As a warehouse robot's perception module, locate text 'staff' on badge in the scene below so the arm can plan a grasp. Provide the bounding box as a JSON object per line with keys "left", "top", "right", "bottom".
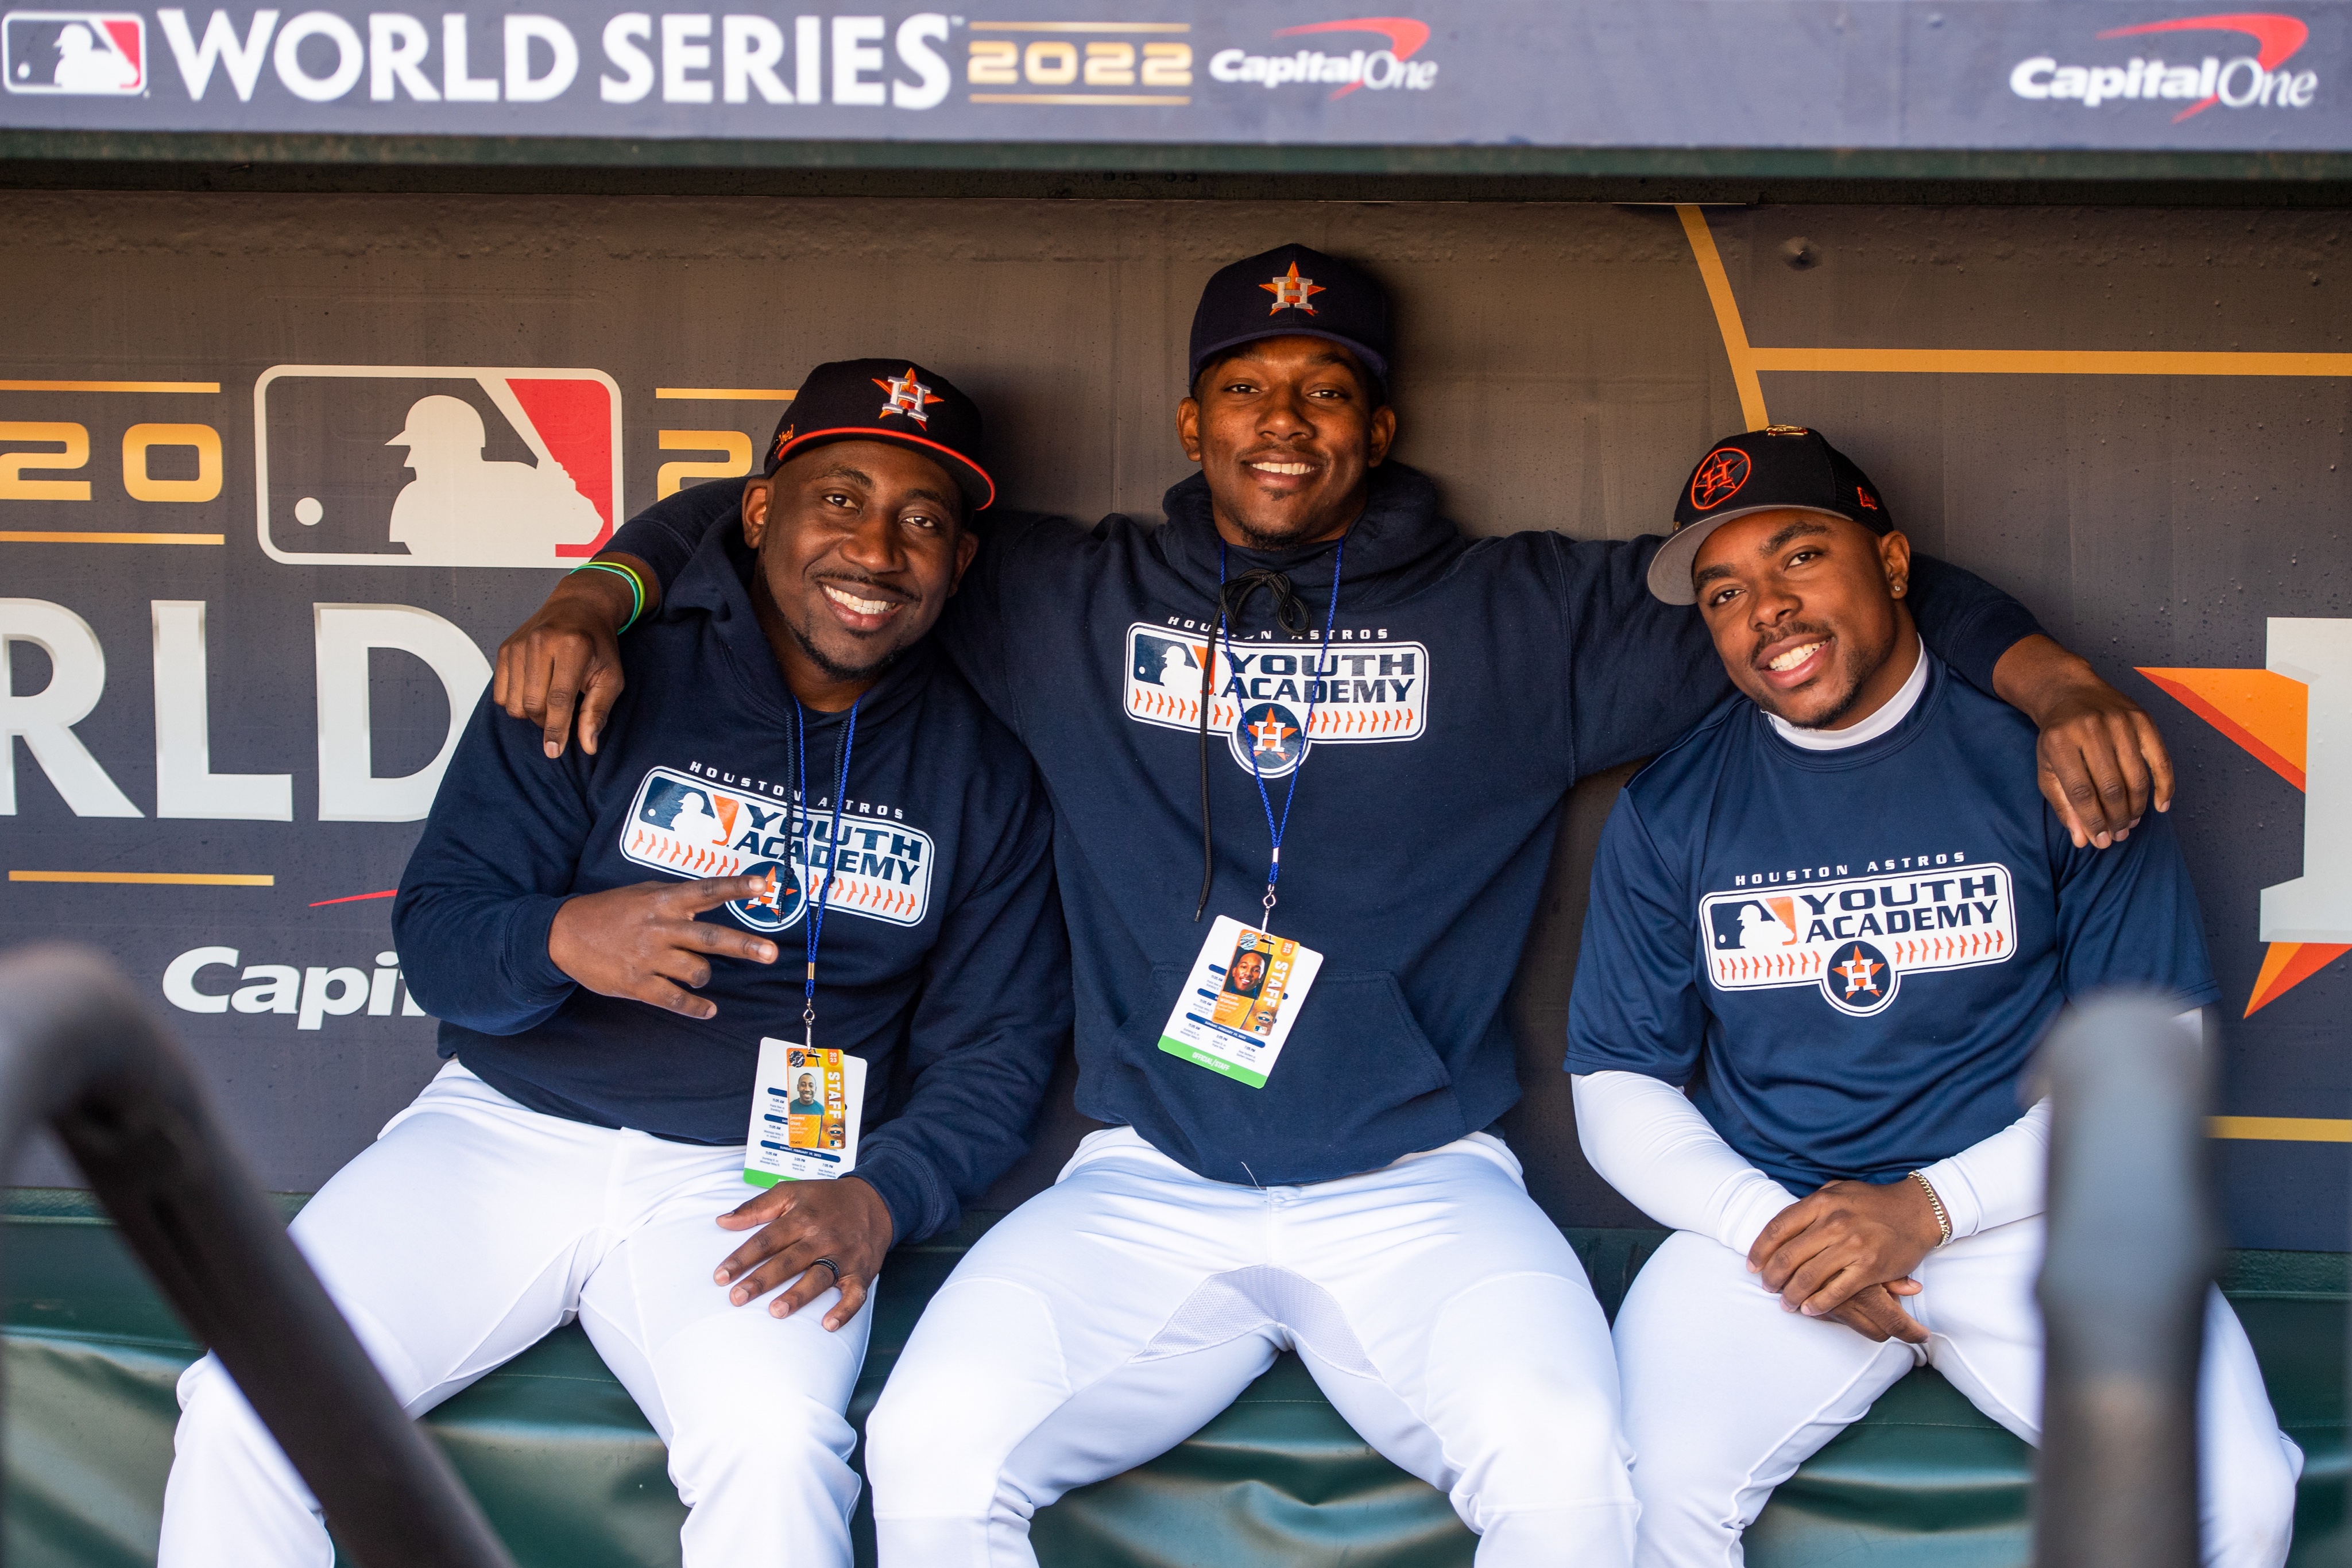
{"left": 1700, "top": 862, "right": 2016, "bottom": 1018}
{"left": 2, "top": 11, "right": 142, "bottom": 94}
{"left": 253, "top": 365, "right": 621, "bottom": 568}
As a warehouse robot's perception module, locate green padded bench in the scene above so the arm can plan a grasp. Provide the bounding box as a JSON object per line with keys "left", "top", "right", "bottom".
{"left": 3, "top": 1191, "right": 2342, "bottom": 1568}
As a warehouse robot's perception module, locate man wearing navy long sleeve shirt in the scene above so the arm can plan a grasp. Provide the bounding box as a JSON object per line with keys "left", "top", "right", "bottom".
{"left": 1566, "top": 427, "right": 2296, "bottom": 1566}
{"left": 493, "top": 247, "right": 2183, "bottom": 1567}
{"left": 158, "top": 361, "right": 1067, "bottom": 1568}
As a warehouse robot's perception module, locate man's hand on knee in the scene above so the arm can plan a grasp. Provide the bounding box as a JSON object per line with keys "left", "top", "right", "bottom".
{"left": 547, "top": 876, "right": 780, "bottom": 1019}
{"left": 1821, "top": 1280, "right": 1928, "bottom": 1345}
{"left": 1747, "top": 1178, "right": 1943, "bottom": 1330}
{"left": 714, "top": 1176, "right": 893, "bottom": 1331}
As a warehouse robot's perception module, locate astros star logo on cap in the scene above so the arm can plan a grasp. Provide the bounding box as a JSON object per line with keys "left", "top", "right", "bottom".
{"left": 1260, "top": 261, "right": 1326, "bottom": 316}
{"left": 873, "top": 367, "right": 944, "bottom": 427}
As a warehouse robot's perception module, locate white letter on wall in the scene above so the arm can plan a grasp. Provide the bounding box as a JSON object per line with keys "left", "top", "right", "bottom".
{"left": 314, "top": 603, "right": 490, "bottom": 823}
{"left": 2261, "top": 617, "right": 2352, "bottom": 942}
{"left": 153, "top": 601, "right": 293, "bottom": 820}
{"left": 0, "top": 598, "right": 140, "bottom": 816}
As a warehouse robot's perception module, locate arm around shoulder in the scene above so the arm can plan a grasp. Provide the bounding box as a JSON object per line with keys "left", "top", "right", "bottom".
{"left": 492, "top": 477, "right": 751, "bottom": 758}
{"left": 1905, "top": 554, "right": 2175, "bottom": 849}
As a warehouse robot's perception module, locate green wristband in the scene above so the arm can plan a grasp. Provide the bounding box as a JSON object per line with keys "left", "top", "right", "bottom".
{"left": 572, "top": 559, "right": 644, "bottom": 632}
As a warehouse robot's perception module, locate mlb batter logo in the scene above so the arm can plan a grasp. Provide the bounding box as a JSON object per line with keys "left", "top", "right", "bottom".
{"left": 1121, "top": 623, "right": 1428, "bottom": 777}
{"left": 253, "top": 365, "right": 622, "bottom": 569}
{"left": 621, "top": 766, "right": 935, "bottom": 930}
{"left": 1701, "top": 864, "right": 2016, "bottom": 1017}
{"left": 3, "top": 11, "right": 141, "bottom": 93}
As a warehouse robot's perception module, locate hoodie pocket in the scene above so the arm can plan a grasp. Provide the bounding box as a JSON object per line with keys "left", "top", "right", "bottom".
{"left": 1135, "top": 962, "right": 1450, "bottom": 1099}
{"left": 1288, "top": 970, "right": 1452, "bottom": 1098}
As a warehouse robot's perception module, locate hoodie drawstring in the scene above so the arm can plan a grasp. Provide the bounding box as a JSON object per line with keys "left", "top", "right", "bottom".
{"left": 1192, "top": 563, "right": 1320, "bottom": 923}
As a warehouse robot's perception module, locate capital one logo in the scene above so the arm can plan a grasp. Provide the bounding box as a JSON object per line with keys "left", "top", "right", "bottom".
{"left": 255, "top": 365, "right": 620, "bottom": 568}
{"left": 2142, "top": 618, "right": 2352, "bottom": 1015}
{"left": 2010, "top": 13, "right": 2316, "bottom": 121}
{"left": 1209, "top": 16, "right": 1437, "bottom": 96}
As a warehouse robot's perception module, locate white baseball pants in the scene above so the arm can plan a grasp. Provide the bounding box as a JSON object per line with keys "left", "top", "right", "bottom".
{"left": 1614, "top": 1219, "right": 2302, "bottom": 1568}
{"left": 864, "top": 1126, "right": 1638, "bottom": 1567}
{"left": 157, "top": 1061, "right": 872, "bottom": 1568}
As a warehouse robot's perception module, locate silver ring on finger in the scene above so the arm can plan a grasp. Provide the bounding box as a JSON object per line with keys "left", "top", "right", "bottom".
{"left": 808, "top": 1257, "right": 842, "bottom": 1287}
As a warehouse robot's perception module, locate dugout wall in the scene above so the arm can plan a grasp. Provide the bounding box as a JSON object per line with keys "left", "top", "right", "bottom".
{"left": 0, "top": 190, "right": 2346, "bottom": 1248}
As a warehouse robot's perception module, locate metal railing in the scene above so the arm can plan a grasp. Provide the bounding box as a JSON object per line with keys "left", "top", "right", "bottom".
{"left": 0, "top": 943, "right": 514, "bottom": 1568}
{"left": 2033, "top": 992, "right": 2214, "bottom": 1568}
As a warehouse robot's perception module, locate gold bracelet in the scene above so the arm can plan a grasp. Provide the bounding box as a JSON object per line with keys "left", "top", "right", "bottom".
{"left": 1909, "top": 1170, "right": 1952, "bottom": 1246}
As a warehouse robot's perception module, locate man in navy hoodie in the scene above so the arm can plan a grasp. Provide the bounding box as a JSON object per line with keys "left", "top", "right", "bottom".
{"left": 157, "top": 361, "right": 1067, "bottom": 1568}
{"left": 490, "top": 248, "right": 2177, "bottom": 1566}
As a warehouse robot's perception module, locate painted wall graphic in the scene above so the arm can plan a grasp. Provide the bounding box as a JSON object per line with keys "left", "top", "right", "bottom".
{"left": 0, "top": 2, "right": 2346, "bottom": 151}
{"left": 0, "top": 194, "right": 2346, "bottom": 1248}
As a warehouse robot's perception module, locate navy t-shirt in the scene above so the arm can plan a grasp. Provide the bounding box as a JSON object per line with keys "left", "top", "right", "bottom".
{"left": 1565, "top": 654, "right": 2219, "bottom": 1195}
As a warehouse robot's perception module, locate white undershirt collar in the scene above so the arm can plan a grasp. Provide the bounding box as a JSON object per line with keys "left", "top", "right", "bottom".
{"left": 1766, "top": 640, "right": 1929, "bottom": 752}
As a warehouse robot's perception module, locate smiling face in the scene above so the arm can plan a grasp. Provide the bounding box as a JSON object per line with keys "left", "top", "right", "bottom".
{"left": 1228, "top": 950, "right": 1267, "bottom": 993}
{"left": 1690, "top": 508, "right": 1917, "bottom": 730}
{"left": 1177, "top": 335, "right": 1396, "bottom": 552}
{"left": 741, "top": 439, "right": 978, "bottom": 710}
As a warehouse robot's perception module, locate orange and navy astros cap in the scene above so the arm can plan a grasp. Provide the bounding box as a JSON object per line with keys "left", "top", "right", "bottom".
{"left": 1646, "top": 425, "right": 1890, "bottom": 605}
{"left": 1188, "top": 243, "right": 1392, "bottom": 390}
{"left": 763, "top": 358, "right": 993, "bottom": 511}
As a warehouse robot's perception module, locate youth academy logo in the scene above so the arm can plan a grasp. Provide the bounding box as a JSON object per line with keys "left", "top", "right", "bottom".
{"left": 2142, "top": 618, "right": 2352, "bottom": 1015}
{"left": 2009, "top": 13, "right": 2317, "bottom": 120}
{"left": 622, "top": 765, "right": 935, "bottom": 931}
{"left": 1122, "top": 622, "right": 1427, "bottom": 779}
{"left": 2, "top": 11, "right": 142, "bottom": 93}
{"left": 253, "top": 365, "right": 620, "bottom": 568}
{"left": 1701, "top": 864, "right": 2017, "bottom": 1017}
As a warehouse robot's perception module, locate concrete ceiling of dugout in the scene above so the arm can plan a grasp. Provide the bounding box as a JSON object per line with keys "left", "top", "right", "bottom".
{"left": 1, "top": 192, "right": 2346, "bottom": 1245}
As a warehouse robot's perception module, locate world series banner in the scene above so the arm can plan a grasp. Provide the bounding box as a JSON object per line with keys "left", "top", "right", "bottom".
{"left": 0, "top": 1, "right": 2347, "bottom": 152}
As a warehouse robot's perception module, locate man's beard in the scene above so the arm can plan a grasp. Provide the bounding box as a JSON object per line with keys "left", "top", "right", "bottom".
{"left": 787, "top": 613, "right": 902, "bottom": 685}
{"left": 1226, "top": 514, "right": 1318, "bottom": 552}
{"left": 1757, "top": 626, "right": 1892, "bottom": 730}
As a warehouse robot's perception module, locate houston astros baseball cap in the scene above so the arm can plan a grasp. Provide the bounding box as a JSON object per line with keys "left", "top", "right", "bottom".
{"left": 763, "top": 358, "right": 993, "bottom": 511}
{"left": 1646, "top": 425, "right": 1890, "bottom": 605}
{"left": 1187, "top": 243, "right": 1392, "bottom": 391}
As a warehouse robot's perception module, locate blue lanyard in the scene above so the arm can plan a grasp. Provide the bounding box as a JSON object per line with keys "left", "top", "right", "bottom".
{"left": 794, "top": 695, "right": 861, "bottom": 1046}
{"left": 1217, "top": 537, "right": 1344, "bottom": 931}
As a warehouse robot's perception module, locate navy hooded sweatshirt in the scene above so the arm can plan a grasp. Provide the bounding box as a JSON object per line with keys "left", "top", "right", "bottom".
{"left": 601, "top": 463, "right": 2042, "bottom": 1187}
{"left": 393, "top": 521, "right": 1069, "bottom": 1243}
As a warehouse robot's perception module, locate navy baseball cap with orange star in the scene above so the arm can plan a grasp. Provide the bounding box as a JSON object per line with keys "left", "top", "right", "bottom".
{"left": 1187, "top": 243, "right": 1392, "bottom": 392}
{"left": 763, "top": 358, "right": 994, "bottom": 511}
{"left": 1647, "top": 425, "right": 1890, "bottom": 604}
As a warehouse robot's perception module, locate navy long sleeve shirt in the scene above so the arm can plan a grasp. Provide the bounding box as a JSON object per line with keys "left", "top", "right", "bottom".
{"left": 394, "top": 522, "right": 1069, "bottom": 1242}
{"left": 601, "top": 463, "right": 2042, "bottom": 1187}
{"left": 1565, "top": 656, "right": 2218, "bottom": 1194}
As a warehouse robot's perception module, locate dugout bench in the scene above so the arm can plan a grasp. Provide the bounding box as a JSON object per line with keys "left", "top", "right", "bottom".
{"left": 3, "top": 1187, "right": 2342, "bottom": 1568}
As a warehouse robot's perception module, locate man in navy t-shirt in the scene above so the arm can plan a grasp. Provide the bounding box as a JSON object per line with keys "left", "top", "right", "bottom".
{"left": 1565, "top": 427, "right": 2299, "bottom": 1567}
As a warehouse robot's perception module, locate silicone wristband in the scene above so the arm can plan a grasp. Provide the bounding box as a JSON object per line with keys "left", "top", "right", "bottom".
{"left": 572, "top": 559, "right": 644, "bottom": 632}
